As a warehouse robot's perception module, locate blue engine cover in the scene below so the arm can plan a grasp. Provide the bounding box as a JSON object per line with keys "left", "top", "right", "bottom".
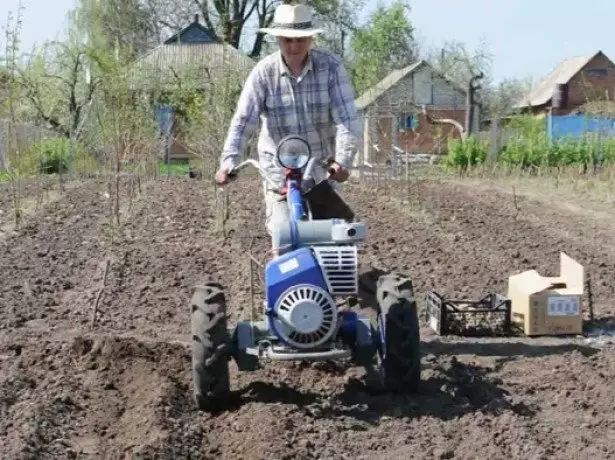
{"left": 265, "top": 247, "right": 328, "bottom": 310}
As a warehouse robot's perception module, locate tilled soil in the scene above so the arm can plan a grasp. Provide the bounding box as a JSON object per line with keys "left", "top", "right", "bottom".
{"left": 1, "top": 173, "right": 614, "bottom": 459}
{"left": 0, "top": 176, "right": 63, "bottom": 233}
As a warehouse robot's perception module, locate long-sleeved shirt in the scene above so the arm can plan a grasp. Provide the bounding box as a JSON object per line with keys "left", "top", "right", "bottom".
{"left": 220, "top": 47, "right": 361, "bottom": 189}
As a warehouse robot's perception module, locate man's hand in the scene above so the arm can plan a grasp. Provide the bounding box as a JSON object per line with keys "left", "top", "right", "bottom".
{"left": 215, "top": 168, "right": 231, "bottom": 185}
{"left": 327, "top": 162, "right": 350, "bottom": 182}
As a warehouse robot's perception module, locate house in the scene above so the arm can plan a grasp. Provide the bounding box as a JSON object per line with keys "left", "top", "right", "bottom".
{"left": 128, "top": 15, "right": 255, "bottom": 161}
{"left": 355, "top": 60, "right": 474, "bottom": 162}
{"left": 513, "top": 51, "right": 615, "bottom": 117}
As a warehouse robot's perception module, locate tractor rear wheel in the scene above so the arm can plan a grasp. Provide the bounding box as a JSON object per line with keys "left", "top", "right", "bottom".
{"left": 375, "top": 273, "right": 421, "bottom": 392}
{"left": 191, "top": 283, "right": 231, "bottom": 411}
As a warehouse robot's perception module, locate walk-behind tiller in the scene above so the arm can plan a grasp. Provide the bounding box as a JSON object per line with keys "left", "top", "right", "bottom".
{"left": 190, "top": 135, "right": 421, "bottom": 411}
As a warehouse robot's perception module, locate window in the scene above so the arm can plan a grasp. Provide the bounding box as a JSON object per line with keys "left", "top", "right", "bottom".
{"left": 398, "top": 113, "right": 419, "bottom": 130}
{"left": 586, "top": 68, "right": 608, "bottom": 77}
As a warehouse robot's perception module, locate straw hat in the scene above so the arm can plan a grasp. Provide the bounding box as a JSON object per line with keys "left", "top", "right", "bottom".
{"left": 258, "top": 4, "right": 323, "bottom": 38}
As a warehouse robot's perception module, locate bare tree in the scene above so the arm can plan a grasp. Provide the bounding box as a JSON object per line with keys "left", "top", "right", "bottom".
{"left": 17, "top": 41, "right": 99, "bottom": 140}
{"left": 424, "top": 39, "right": 533, "bottom": 119}
{"left": 143, "top": 0, "right": 360, "bottom": 59}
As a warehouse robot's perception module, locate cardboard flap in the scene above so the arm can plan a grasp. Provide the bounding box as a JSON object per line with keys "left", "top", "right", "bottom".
{"left": 508, "top": 252, "right": 584, "bottom": 296}
{"left": 509, "top": 270, "right": 555, "bottom": 295}
{"left": 560, "top": 252, "right": 584, "bottom": 292}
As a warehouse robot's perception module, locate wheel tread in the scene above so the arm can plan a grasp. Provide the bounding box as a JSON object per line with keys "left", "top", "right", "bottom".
{"left": 190, "top": 283, "right": 231, "bottom": 411}
{"left": 376, "top": 273, "right": 421, "bottom": 393}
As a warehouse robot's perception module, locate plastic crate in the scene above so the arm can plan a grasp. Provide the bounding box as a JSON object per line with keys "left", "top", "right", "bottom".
{"left": 425, "top": 291, "right": 512, "bottom": 336}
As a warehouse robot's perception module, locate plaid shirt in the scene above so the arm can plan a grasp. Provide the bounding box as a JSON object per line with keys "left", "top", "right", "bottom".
{"left": 220, "top": 47, "right": 360, "bottom": 188}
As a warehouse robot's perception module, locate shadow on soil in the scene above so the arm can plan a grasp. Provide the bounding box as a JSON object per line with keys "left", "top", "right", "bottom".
{"left": 423, "top": 340, "right": 601, "bottom": 360}
{"left": 209, "top": 334, "right": 607, "bottom": 421}
{"left": 585, "top": 315, "right": 615, "bottom": 331}
{"left": 215, "top": 357, "right": 535, "bottom": 425}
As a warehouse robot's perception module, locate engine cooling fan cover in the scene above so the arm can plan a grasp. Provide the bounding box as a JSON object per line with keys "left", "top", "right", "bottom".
{"left": 271, "top": 283, "right": 338, "bottom": 349}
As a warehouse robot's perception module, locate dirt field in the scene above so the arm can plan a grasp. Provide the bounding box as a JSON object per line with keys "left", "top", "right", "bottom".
{"left": 1, "top": 171, "right": 614, "bottom": 459}
{"left": 0, "top": 177, "right": 69, "bottom": 237}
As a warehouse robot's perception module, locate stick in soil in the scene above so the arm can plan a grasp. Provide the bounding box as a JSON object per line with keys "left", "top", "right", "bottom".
{"left": 91, "top": 259, "right": 111, "bottom": 328}
{"left": 512, "top": 186, "right": 520, "bottom": 219}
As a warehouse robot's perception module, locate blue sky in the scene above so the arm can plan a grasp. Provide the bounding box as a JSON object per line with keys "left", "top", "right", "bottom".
{"left": 2, "top": 0, "right": 614, "bottom": 86}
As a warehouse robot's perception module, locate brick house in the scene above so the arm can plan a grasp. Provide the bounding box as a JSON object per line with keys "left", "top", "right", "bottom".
{"left": 355, "top": 60, "right": 473, "bottom": 162}
{"left": 513, "top": 51, "right": 615, "bottom": 116}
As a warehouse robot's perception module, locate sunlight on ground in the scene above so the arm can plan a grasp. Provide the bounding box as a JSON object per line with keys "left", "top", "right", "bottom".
{"left": 413, "top": 164, "right": 615, "bottom": 221}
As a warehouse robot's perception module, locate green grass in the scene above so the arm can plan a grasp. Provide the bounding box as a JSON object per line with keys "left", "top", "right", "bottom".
{"left": 158, "top": 161, "right": 191, "bottom": 176}
{"left": 2, "top": 160, "right": 193, "bottom": 182}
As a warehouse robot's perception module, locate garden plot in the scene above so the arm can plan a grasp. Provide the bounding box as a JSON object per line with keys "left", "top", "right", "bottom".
{"left": 0, "top": 177, "right": 68, "bottom": 237}
{"left": 0, "top": 173, "right": 614, "bottom": 459}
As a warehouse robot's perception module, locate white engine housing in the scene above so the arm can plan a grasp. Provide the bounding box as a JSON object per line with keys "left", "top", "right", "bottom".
{"left": 312, "top": 246, "right": 358, "bottom": 296}
{"left": 271, "top": 283, "right": 338, "bottom": 349}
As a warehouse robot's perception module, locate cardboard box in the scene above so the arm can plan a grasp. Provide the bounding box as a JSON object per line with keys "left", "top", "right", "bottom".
{"left": 507, "top": 252, "right": 584, "bottom": 336}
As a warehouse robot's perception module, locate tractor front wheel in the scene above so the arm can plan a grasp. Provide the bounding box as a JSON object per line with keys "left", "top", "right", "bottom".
{"left": 375, "top": 273, "right": 421, "bottom": 392}
{"left": 191, "top": 283, "right": 231, "bottom": 411}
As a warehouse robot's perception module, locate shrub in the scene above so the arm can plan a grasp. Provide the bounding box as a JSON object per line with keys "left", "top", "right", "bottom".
{"left": 445, "top": 136, "right": 488, "bottom": 171}
{"left": 36, "top": 138, "right": 71, "bottom": 174}
{"left": 8, "top": 137, "right": 98, "bottom": 176}
{"left": 498, "top": 135, "right": 613, "bottom": 169}
{"left": 445, "top": 112, "right": 615, "bottom": 171}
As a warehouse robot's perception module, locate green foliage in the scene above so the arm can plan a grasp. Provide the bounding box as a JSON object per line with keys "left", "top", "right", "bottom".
{"left": 7, "top": 137, "right": 97, "bottom": 176}
{"left": 0, "top": 65, "right": 9, "bottom": 90}
{"left": 33, "top": 137, "right": 94, "bottom": 175}
{"left": 445, "top": 136, "right": 488, "bottom": 170}
{"left": 444, "top": 115, "right": 615, "bottom": 171}
{"left": 36, "top": 138, "right": 71, "bottom": 174}
{"left": 158, "top": 65, "right": 248, "bottom": 162}
{"left": 158, "top": 160, "right": 191, "bottom": 176}
{"left": 71, "top": 0, "right": 155, "bottom": 63}
{"left": 498, "top": 135, "right": 615, "bottom": 168}
{"left": 350, "top": 0, "right": 416, "bottom": 93}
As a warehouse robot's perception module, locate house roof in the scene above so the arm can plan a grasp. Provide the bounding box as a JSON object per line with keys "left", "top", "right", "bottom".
{"left": 355, "top": 60, "right": 467, "bottom": 110}
{"left": 513, "top": 51, "right": 610, "bottom": 109}
{"left": 164, "top": 14, "right": 218, "bottom": 44}
{"left": 127, "top": 14, "right": 255, "bottom": 90}
{"left": 128, "top": 42, "right": 255, "bottom": 90}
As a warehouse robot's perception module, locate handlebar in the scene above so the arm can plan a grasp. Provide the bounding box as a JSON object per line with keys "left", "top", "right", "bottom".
{"left": 227, "top": 159, "right": 282, "bottom": 191}
{"left": 226, "top": 157, "right": 338, "bottom": 190}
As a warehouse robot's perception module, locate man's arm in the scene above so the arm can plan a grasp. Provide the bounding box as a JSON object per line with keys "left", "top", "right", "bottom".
{"left": 219, "top": 66, "right": 265, "bottom": 172}
{"left": 328, "top": 61, "right": 361, "bottom": 169}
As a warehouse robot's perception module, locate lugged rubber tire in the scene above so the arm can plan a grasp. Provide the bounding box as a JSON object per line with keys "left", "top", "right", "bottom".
{"left": 191, "top": 282, "right": 231, "bottom": 411}
{"left": 376, "top": 273, "right": 421, "bottom": 393}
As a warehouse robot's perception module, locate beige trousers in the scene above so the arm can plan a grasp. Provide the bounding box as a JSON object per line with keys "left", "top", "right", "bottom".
{"left": 264, "top": 186, "right": 289, "bottom": 235}
{"left": 263, "top": 179, "right": 344, "bottom": 236}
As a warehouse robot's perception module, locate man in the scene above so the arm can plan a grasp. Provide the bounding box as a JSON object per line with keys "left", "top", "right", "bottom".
{"left": 214, "top": 3, "right": 361, "bottom": 235}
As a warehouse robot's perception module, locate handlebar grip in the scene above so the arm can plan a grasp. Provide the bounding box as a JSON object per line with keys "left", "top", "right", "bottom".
{"left": 323, "top": 157, "right": 336, "bottom": 176}
{"left": 227, "top": 167, "right": 238, "bottom": 181}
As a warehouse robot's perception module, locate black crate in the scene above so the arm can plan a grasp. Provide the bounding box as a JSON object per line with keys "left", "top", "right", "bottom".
{"left": 425, "top": 291, "right": 512, "bottom": 336}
